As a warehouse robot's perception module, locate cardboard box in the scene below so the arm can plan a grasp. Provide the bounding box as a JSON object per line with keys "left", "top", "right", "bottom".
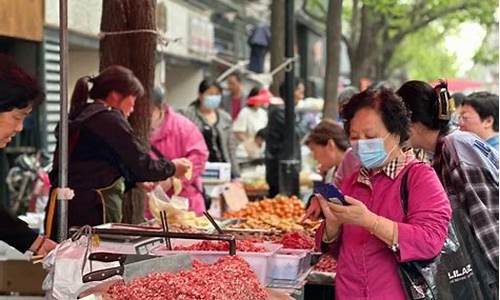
{"left": 0, "top": 260, "right": 46, "bottom": 295}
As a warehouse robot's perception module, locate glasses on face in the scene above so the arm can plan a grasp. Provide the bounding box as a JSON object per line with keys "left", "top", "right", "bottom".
{"left": 458, "top": 114, "right": 478, "bottom": 123}
{"left": 457, "top": 113, "right": 479, "bottom": 122}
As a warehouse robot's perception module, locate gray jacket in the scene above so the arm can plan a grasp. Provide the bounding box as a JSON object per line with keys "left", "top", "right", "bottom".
{"left": 181, "top": 104, "right": 240, "bottom": 178}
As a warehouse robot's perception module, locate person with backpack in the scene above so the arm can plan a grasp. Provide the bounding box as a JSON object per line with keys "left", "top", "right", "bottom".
{"left": 45, "top": 66, "right": 191, "bottom": 238}
{"left": 398, "top": 80, "right": 499, "bottom": 299}
{"left": 304, "top": 87, "right": 451, "bottom": 299}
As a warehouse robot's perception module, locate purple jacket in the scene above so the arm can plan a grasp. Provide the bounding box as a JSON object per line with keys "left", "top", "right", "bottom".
{"left": 316, "top": 161, "right": 451, "bottom": 299}
{"left": 150, "top": 106, "right": 209, "bottom": 215}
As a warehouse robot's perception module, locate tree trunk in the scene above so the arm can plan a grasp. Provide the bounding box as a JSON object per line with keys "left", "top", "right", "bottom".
{"left": 349, "top": 4, "right": 381, "bottom": 88}
{"left": 100, "top": 0, "right": 157, "bottom": 224}
{"left": 375, "top": 47, "right": 394, "bottom": 82}
{"left": 323, "top": 0, "right": 343, "bottom": 119}
{"left": 270, "top": 0, "right": 285, "bottom": 96}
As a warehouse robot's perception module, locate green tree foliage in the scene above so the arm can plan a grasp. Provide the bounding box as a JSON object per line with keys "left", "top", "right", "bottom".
{"left": 304, "top": 0, "right": 497, "bottom": 85}
{"left": 473, "top": 24, "right": 499, "bottom": 66}
{"left": 389, "top": 25, "right": 458, "bottom": 81}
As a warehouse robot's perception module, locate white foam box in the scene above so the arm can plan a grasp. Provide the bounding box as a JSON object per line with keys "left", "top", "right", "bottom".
{"left": 150, "top": 239, "right": 282, "bottom": 285}
{"left": 202, "top": 162, "right": 231, "bottom": 181}
{"left": 270, "top": 248, "right": 312, "bottom": 281}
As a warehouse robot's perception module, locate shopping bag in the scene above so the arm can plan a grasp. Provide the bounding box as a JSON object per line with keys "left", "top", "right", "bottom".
{"left": 398, "top": 163, "right": 486, "bottom": 300}
{"left": 42, "top": 226, "right": 120, "bottom": 299}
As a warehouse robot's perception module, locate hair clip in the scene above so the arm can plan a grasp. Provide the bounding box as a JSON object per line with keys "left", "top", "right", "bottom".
{"left": 437, "top": 87, "right": 451, "bottom": 120}
{"left": 435, "top": 80, "right": 451, "bottom": 121}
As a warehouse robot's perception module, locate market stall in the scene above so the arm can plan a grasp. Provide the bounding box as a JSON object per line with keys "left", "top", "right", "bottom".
{"left": 28, "top": 191, "right": 334, "bottom": 299}
{"left": 1, "top": 0, "right": 335, "bottom": 298}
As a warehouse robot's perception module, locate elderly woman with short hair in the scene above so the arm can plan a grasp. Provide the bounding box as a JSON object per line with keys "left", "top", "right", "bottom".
{"left": 306, "top": 86, "right": 451, "bottom": 299}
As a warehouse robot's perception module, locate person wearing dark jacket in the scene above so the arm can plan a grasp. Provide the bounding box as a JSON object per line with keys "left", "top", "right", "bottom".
{"left": 45, "top": 66, "right": 191, "bottom": 238}
{"left": 0, "top": 54, "right": 56, "bottom": 255}
{"left": 265, "top": 79, "right": 307, "bottom": 197}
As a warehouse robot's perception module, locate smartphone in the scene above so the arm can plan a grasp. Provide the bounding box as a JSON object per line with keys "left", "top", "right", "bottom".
{"left": 313, "top": 182, "right": 349, "bottom": 206}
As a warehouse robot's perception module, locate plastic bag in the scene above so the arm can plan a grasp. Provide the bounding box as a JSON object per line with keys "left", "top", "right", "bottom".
{"left": 148, "top": 185, "right": 189, "bottom": 220}
{"left": 148, "top": 186, "right": 209, "bottom": 229}
{"left": 42, "top": 226, "right": 120, "bottom": 299}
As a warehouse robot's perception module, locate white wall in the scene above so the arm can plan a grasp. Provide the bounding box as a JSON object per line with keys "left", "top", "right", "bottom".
{"left": 45, "top": 0, "right": 102, "bottom": 35}
{"left": 68, "top": 51, "right": 99, "bottom": 96}
{"left": 164, "top": 65, "right": 204, "bottom": 109}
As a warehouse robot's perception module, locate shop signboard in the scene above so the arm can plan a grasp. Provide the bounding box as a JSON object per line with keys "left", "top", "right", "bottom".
{"left": 0, "top": 0, "right": 43, "bottom": 41}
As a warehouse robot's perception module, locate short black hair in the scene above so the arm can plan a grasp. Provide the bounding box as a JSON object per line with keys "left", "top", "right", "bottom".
{"left": 248, "top": 86, "right": 261, "bottom": 98}
{"left": 198, "top": 78, "right": 222, "bottom": 94}
{"left": 256, "top": 127, "right": 267, "bottom": 140}
{"left": 451, "top": 92, "right": 466, "bottom": 107}
{"left": 463, "top": 92, "right": 499, "bottom": 131}
{"left": 0, "top": 54, "right": 44, "bottom": 112}
{"left": 151, "top": 86, "right": 167, "bottom": 109}
{"left": 397, "top": 80, "right": 449, "bottom": 132}
{"left": 341, "top": 87, "right": 410, "bottom": 145}
{"left": 338, "top": 86, "right": 359, "bottom": 107}
{"left": 279, "top": 77, "right": 304, "bottom": 98}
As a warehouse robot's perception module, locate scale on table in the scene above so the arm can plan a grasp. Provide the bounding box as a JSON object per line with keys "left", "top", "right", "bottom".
{"left": 84, "top": 224, "right": 166, "bottom": 255}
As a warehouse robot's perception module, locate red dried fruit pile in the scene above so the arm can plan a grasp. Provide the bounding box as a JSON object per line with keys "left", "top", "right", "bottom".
{"left": 108, "top": 256, "right": 268, "bottom": 300}
{"left": 278, "top": 231, "right": 314, "bottom": 249}
{"left": 173, "top": 240, "right": 266, "bottom": 252}
{"left": 314, "top": 254, "right": 337, "bottom": 273}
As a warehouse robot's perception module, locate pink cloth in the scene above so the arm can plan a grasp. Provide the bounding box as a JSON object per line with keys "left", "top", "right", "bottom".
{"left": 333, "top": 148, "right": 360, "bottom": 187}
{"left": 316, "top": 161, "right": 451, "bottom": 300}
{"left": 150, "top": 106, "right": 209, "bottom": 215}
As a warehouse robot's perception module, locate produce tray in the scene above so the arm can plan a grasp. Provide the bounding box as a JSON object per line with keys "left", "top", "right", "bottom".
{"left": 270, "top": 249, "right": 312, "bottom": 281}
{"left": 309, "top": 251, "right": 324, "bottom": 266}
{"left": 268, "top": 266, "right": 312, "bottom": 289}
{"left": 150, "top": 240, "right": 282, "bottom": 285}
{"left": 306, "top": 270, "right": 336, "bottom": 286}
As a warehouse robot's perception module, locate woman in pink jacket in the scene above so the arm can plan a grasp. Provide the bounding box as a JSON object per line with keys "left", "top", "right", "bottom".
{"left": 305, "top": 86, "right": 451, "bottom": 299}
{"left": 149, "top": 87, "right": 209, "bottom": 215}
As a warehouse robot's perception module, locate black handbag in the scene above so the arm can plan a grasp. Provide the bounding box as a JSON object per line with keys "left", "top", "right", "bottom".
{"left": 398, "top": 163, "right": 487, "bottom": 300}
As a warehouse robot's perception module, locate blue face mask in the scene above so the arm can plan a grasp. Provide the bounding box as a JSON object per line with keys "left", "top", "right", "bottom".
{"left": 351, "top": 133, "right": 396, "bottom": 169}
{"left": 203, "top": 95, "right": 222, "bottom": 109}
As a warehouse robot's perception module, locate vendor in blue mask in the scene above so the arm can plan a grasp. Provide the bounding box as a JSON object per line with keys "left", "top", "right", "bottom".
{"left": 183, "top": 78, "right": 240, "bottom": 178}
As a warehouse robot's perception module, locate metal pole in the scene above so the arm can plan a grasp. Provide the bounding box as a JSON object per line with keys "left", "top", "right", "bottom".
{"left": 279, "top": 0, "right": 300, "bottom": 196}
{"left": 57, "top": 0, "right": 69, "bottom": 242}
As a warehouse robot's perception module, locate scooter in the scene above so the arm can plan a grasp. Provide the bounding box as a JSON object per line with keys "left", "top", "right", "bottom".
{"left": 5, "top": 151, "right": 51, "bottom": 215}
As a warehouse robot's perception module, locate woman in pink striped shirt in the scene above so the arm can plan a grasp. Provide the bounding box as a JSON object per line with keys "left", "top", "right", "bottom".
{"left": 305, "top": 86, "right": 451, "bottom": 299}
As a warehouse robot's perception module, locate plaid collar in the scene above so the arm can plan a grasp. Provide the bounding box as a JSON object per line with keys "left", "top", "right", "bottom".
{"left": 357, "top": 149, "right": 415, "bottom": 188}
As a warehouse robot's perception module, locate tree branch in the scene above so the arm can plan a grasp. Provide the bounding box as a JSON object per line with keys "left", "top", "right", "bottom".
{"left": 349, "top": 0, "right": 360, "bottom": 46}
{"left": 342, "top": 34, "right": 353, "bottom": 63}
{"left": 394, "top": 2, "right": 471, "bottom": 40}
{"left": 302, "top": 0, "right": 327, "bottom": 23}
